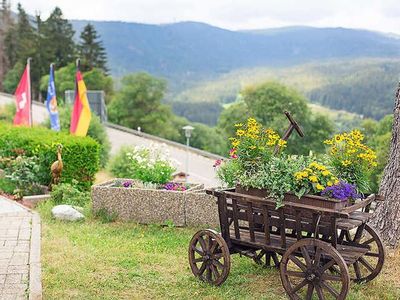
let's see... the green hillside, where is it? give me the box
[168,58,400,124]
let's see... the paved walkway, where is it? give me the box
[0,196,41,300]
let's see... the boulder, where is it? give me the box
[51,205,85,221]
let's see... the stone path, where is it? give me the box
[0,196,41,300]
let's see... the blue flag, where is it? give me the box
[45,65,60,131]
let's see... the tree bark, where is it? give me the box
[371,81,400,248]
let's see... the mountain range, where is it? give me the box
[69,21,400,124]
[71,21,400,86]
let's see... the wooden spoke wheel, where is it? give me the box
[253,250,280,268]
[280,238,350,300]
[188,229,230,286]
[338,224,385,283]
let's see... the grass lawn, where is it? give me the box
[37,201,400,300]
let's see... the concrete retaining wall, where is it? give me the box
[92,179,219,227]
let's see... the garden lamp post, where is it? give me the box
[182,125,194,182]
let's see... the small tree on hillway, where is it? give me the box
[372,81,400,247]
[78,23,108,74]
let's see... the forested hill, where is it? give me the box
[71,21,400,83]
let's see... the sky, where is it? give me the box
[11,0,400,34]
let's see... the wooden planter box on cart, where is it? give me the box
[187,186,386,300]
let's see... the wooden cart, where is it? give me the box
[188,188,385,300]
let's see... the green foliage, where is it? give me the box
[108,73,178,138]
[215,159,241,188]
[0,122,100,191]
[0,103,16,122]
[107,146,132,179]
[51,181,90,207]
[109,145,176,184]
[42,105,111,167]
[42,7,76,68]
[170,101,223,126]
[323,130,378,193]
[39,63,114,103]
[94,208,118,223]
[78,23,108,74]
[238,155,313,208]
[3,62,24,93]
[361,115,392,192]
[218,82,334,156]
[0,178,16,194]
[5,155,43,198]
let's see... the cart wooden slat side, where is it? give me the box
[189,188,385,300]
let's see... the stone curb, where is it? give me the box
[29,212,42,300]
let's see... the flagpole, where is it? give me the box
[76,58,80,71]
[27,57,32,127]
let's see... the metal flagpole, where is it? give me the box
[27,57,32,127]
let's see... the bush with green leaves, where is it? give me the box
[109,145,176,184]
[0,103,16,123]
[50,181,90,207]
[5,155,44,198]
[43,105,110,167]
[215,158,241,188]
[0,122,100,191]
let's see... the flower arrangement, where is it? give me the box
[230,118,286,174]
[324,130,377,192]
[294,161,339,197]
[215,117,379,207]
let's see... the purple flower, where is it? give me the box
[123,180,133,188]
[164,182,187,191]
[321,181,360,201]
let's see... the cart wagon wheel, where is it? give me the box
[253,249,281,268]
[280,238,350,300]
[338,224,385,283]
[188,229,230,286]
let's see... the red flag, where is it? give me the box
[13,64,31,126]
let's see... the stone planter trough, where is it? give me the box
[92,179,219,227]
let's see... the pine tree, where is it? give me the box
[0,0,13,90]
[42,7,76,68]
[78,23,108,73]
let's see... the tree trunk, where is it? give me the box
[371,81,400,248]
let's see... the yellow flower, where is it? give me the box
[327,181,333,186]
[236,129,245,136]
[309,175,318,183]
[334,134,343,142]
[341,160,351,167]
[249,145,257,150]
[234,123,243,127]
[278,139,287,148]
[322,170,330,176]
[324,139,333,145]
[316,184,325,190]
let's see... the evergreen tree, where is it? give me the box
[42,7,76,68]
[0,0,13,90]
[78,23,108,73]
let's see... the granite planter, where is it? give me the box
[92,179,219,227]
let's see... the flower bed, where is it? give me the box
[215,117,378,208]
[92,179,218,227]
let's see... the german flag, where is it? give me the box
[70,70,91,136]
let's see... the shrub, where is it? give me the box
[50,182,90,207]
[0,122,100,191]
[5,156,44,198]
[109,145,176,184]
[0,103,16,123]
[43,105,111,167]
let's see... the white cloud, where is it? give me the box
[11,0,400,34]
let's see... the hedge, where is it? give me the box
[0,122,100,191]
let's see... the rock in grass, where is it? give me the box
[51,205,85,221]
